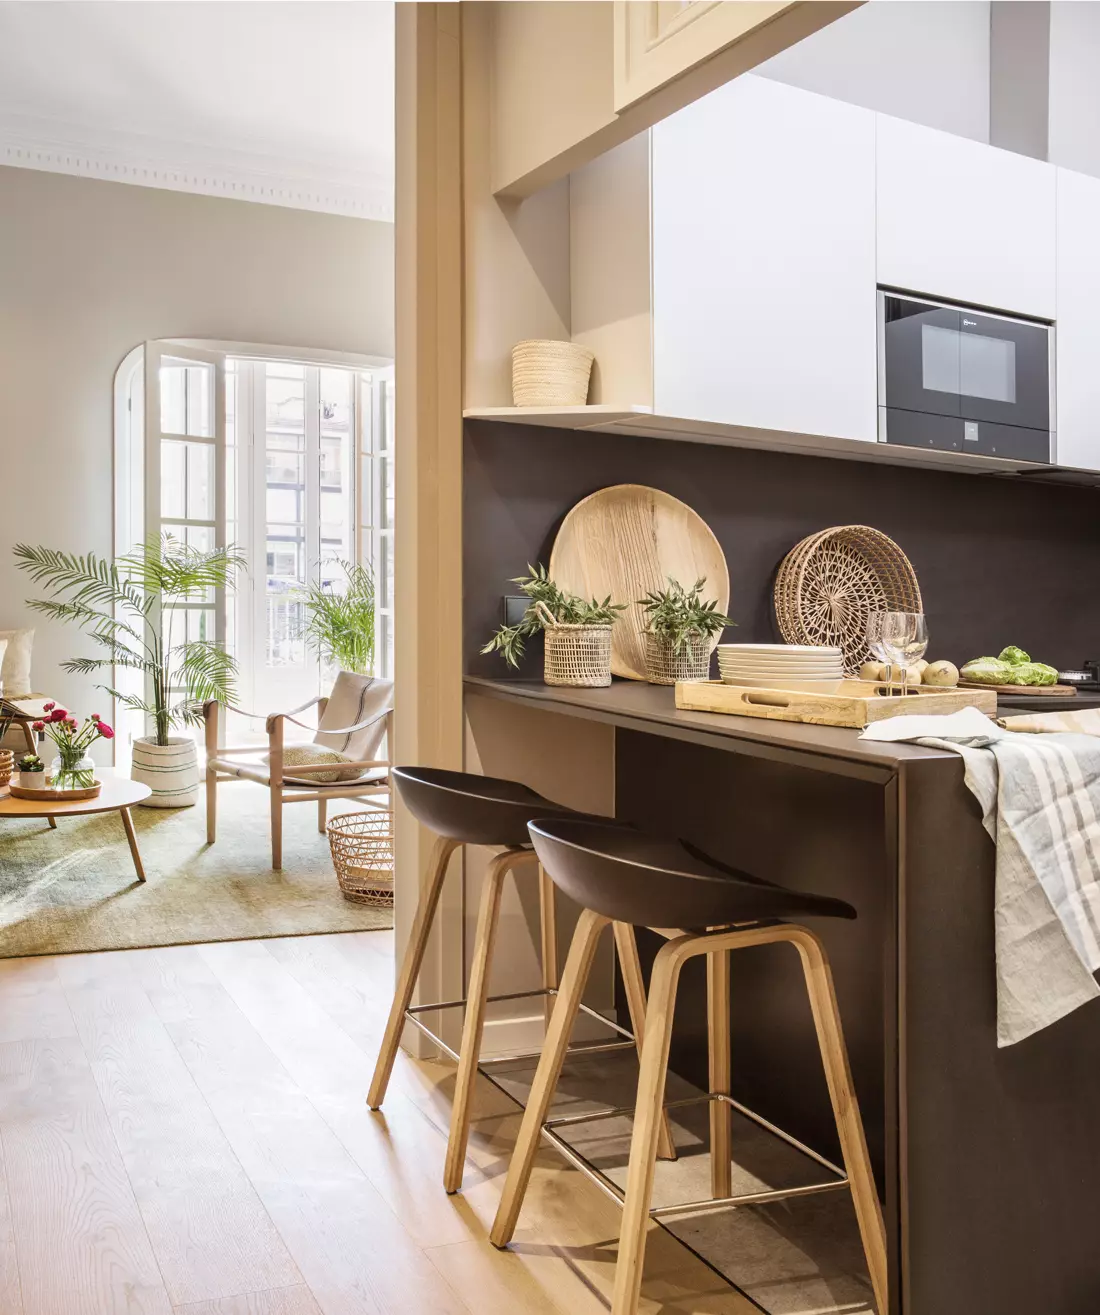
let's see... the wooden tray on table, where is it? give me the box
[675,681,997,729]
[959,680,1077,697]
[8,779,102,802]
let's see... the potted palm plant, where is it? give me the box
[297,559,376,675]
[14,535,245,807]
[482,564,626,687]
[638,577,734,685]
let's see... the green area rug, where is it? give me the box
[0,787,392,958]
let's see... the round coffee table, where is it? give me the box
[0,777,153,882]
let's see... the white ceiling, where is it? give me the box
[0,1,394,220]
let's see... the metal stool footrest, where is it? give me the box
[539,1092,849,1220]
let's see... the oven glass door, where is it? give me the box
[882,295,1049,431]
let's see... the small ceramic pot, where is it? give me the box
[18,771,46,790]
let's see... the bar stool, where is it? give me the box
[367,767,675,1193]
[490,817,888,1315]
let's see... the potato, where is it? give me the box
[905,665,923,686]
[860,661,887,682]
[913,659,929,675]
[923,660,960,687]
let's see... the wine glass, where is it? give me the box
[865,612,897,694]
[880,612,929,698]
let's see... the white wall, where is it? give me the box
[0,165,393,721]
[758,0,991,143]
[1049,3,1100,177]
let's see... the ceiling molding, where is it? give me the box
[0,111,393,222]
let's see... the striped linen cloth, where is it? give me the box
[863,709,1100,1046]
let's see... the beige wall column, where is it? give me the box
[393,3,465,1011]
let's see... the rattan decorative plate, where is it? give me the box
[774,526,922,675]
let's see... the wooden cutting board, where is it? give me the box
[959,681,1077,697]
[677,680,997,728]
[549,484,729,681]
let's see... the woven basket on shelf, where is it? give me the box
[0,750,11,788]
[536,603,613,687]
[643,632,711,686]
[511,339,595,407]
[327,811,394,906]
[774,525,922,675]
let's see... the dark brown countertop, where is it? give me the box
[464,676,959,780]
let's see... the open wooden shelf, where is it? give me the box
[462,404,1063,479]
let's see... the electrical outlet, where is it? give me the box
[502,595,529,626]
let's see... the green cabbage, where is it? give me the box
[961,659,1011,685]
[1003,662,1059,687]
[998,646,1031,666]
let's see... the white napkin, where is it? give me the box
[859,706,1005,746]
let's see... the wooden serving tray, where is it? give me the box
[8,779,102,802]
[675,681,997,728]
[958,680,1077,697]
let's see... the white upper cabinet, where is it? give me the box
[876,114,1057,319]
[651,75,878,443]
[1055,167,1100,472]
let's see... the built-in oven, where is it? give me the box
[878,291,1054,463]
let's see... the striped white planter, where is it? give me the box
[131,736,199,808]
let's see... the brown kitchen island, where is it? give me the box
[465,674,1100,1315]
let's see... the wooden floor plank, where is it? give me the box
[0,1036,173,1315]
[0,957,77,1044]
[138,944,472,1315]
[0,1127,25,1314]
[54,950,302,1307]
[173,1283,322,1315]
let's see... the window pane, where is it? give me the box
[186,442,214,520]
[160,358,213,437]
[266,371,305,434]
[161,441,186,519]
[267,488,301,525]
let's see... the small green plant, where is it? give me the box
[638,577,734,654]
[482,564,626,668]
[17,753,44,773]
[297,559,376,675]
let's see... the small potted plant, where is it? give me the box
[482,564,626,688]
[637,576,734,685]
[17,752,46,790]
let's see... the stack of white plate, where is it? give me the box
[716,644,845,693]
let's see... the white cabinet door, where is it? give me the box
[1055,168,1100,472]
[876,114,1056,318]
[652,74,878,443]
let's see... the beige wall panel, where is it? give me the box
[569,132,654,407]
[465,693,616,1038]
[464,3,572,409]
[492,0,860,198]
[0,163,393,719]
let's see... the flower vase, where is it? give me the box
[50,753,96,791]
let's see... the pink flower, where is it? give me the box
[49,707,68,722]
[96,722,115,740]
[91,713,100,722]
[42,702,55,713]
[31,720,44,732]
[65,717,78,728]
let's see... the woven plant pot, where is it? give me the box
[327,810,394,906]
[511,339,595,407]
[131,735,198,807]
[0,749,12,788]
[543,625,613,687]
[643,632,711,685]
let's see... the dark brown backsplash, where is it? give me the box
[464,419,1100,678]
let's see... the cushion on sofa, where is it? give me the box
[0,628,34,698]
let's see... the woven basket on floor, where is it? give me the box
[774,525,922,675]
[511,339,595,407]
[327,810,394,906]
[643,632,711,685]
[0,749,11,788]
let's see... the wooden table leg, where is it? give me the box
[46,816,57,829]
[120,807,146,882]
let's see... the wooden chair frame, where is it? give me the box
[491,913,888,1315]
[367,835,677,1194]
[204,697,393,869]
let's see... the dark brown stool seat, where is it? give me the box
[491,817,887,1315]
[367,769,675,1194]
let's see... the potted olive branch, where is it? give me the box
[482,564,626,687]
[638,577,734,685]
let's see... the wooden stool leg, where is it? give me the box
[614,923,677,1162]
[538,863,557,1027]
[707,948,732,1198]
[611,937,688,1315]
[791,928,888,1315]
[367,835,459,1109]
[490,907,611,1247]
[317,797,327,834]
[444,848,533,1193]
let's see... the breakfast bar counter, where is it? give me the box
[464,674,1100,1315]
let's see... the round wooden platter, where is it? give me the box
[549,484,729,681]
[8,779,102,802]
